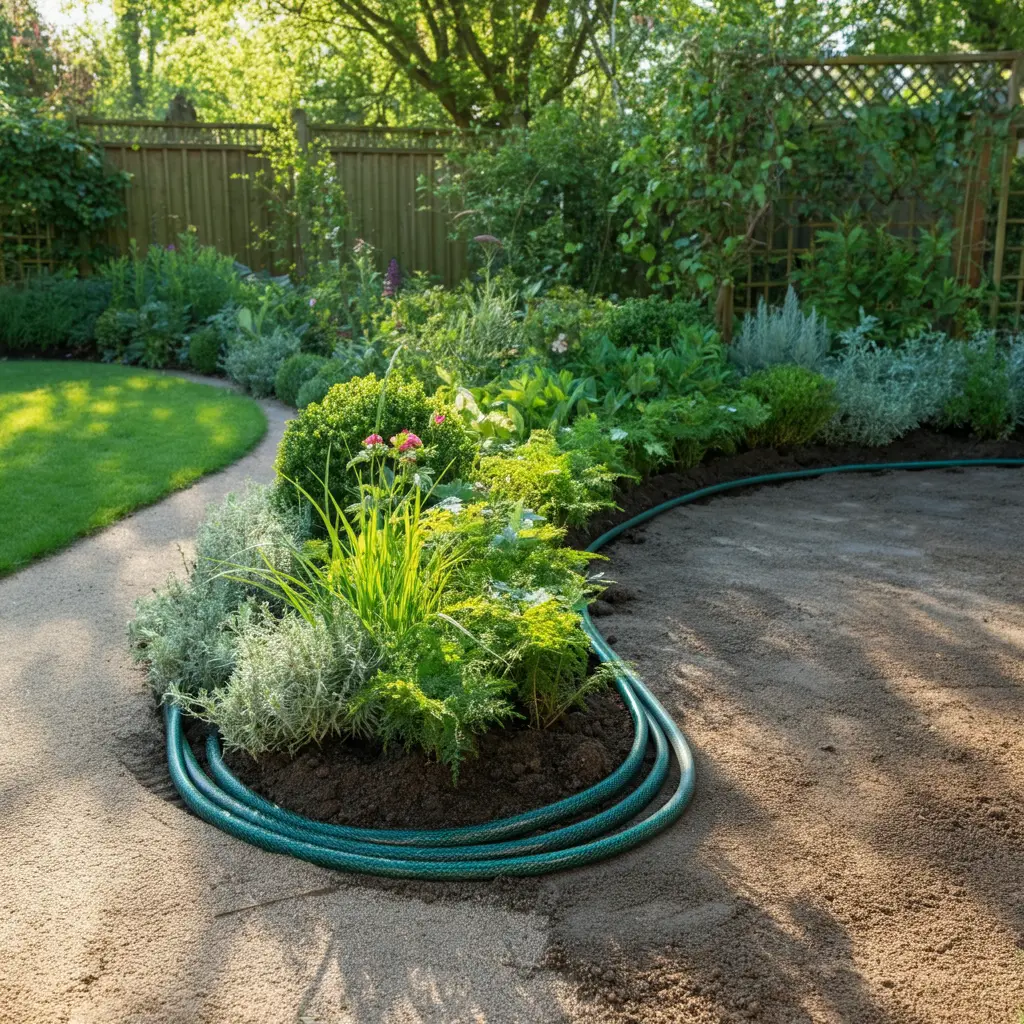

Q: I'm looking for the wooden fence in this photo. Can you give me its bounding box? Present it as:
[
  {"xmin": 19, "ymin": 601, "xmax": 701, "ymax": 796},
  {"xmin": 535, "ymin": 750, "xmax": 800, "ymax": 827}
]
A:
[{"xmin": 72, "ymin": 114, "xmax": 465, "ymax": 285}]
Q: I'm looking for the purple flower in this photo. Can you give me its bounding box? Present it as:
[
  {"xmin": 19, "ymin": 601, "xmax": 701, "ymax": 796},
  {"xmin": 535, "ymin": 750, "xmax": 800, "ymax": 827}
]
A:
[
  {"xmin": 309, "ymin": 297, "xmax": 316, "ymax": 308},
  {"xmin": 472, "ymin": 234, "xmax": 502, "ymax": 246},
  {"xmin": 382, "ymin": 258, "xmax": 402, "ymax": 298}
]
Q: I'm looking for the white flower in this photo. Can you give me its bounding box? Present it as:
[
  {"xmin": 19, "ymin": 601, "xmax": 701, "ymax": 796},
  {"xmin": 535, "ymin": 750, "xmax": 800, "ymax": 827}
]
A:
[{"xmin": 550, "ymin": 333, "xmax": 569, "ymax": 354}]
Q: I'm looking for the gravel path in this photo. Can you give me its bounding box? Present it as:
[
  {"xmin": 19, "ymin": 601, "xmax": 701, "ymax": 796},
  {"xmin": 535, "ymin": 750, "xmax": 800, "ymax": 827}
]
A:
[{"xmin": 0, "ymin": 394, "xmax": 573, "ymax": 1024}]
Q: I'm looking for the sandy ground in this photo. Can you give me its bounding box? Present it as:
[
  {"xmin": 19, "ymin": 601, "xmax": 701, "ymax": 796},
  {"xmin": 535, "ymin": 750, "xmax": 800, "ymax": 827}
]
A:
[
  {"xmin": 3, "ymin": 398, "xmax": 1023, "ymax": 1024},
  {"xmin": 551, "ymin": 468, "xmax": 1024, "ymax": 1024},
  {"xmin": 0, "ymin": 395, "xmax": 576, "ymax": 1024}
]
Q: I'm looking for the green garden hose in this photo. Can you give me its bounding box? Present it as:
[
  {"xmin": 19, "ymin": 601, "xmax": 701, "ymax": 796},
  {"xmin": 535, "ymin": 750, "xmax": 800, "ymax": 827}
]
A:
[{"xmin": 165, "ymin": 458, "xmax": 1024, "ymax": 879}]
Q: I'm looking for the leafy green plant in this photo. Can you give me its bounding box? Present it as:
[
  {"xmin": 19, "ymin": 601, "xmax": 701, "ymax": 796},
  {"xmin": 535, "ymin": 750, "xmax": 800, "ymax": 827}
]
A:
[
  {"xmin": 740, "ymin": 365, "xmax": 837, "ymax": 447},
  {"xmin": 613, "ymin": 32, "xmax": 796, "ymax": 304},
  {"xmin": 610, "ymin": 392, "xmax": 769, "ymax": 476},
  {"xmin": 0, "ymin": 273, "xmax": 111, "ymax": 354},
  {"xmin": 730, "ymin": 287, "xmax": 831, "ymax": 373},
  {"xmin": 187, "ymin": 325, "xmax": 222, "ymax": 375},
  {"xmin": 793, "ymin": 222, "xmax": 979, "ymax": 339},
  {"xmin": 276, "ymin": 371, "xmax": 477, "ymax": 509},
  {"xmin": 593, "ymin": 295, "xmax": 714, "ymax": 351},
  {"xmin": 0, "ymin": 96, "xmax": 127, "ymax": 273},
  {"xmin": 939, "ymin": 334, "xmax": 1014, "ymax": 440},
  {"xmin": 434, "ymin": 107, "xmax": 629, "ymax": 293},
  {"xmin": 521, "ymin": 286, "xmax": 611, "ymax": 359},
  {"xmin": 380, "ymin": 270, "xmax": 524, "ymax": 389},
  {"xmin": 274, "ymin": 352, "xmax": 328, "ymax": 406},
  {"xmin": 103, "ymin": 231, "xmax": 247, "ymax": 324},
  {"xmin": 95, "ymin": 299, "xmax": 190, "ymax": 368},
  {"xmin": 465, "ymin": 366, "xmax": 596, "ymax": 439},
  {"xmin": 477, "ymin": 430, "xmax": 615, "ymax": 528}
]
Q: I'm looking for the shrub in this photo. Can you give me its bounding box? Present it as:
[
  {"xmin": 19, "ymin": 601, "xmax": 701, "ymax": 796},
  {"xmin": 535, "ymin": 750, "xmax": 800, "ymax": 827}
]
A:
[
  {"xmin": 274, "ymin": 352, "xmax": 328, "ymax": 406},
  {"xmin": 939, "ymin": 335, "xmax": 1014, "ymax": 440},
  {"xmin": 0, "ymin": 97, "xmax": 127, "ymax": 271},
  {"xmin": 103, "ymin": 232, "xmax": 247, "ymax": 324},
  {"xmin": 477, "ymin": 430, "xmax": 615, "ymax": 528},
  {"xmin": 792, "ymin": 222, "xmax": 979, "ymax": 338},
  {"xmin": 820, "ymin": 320, "xmax": 955, "ymax": 446},
  {"xmin": 295, "ymin": 359, "xmax": 353, "ymax": 409},
  {"xmin": 223, "ymin": 326, "xmax": 302, "ymax": 397},
  {"xmin": 172, "ymin": 607, "xmax": 375, "ymax": 756},
  {"xmin": 275, "ymin": 372, "xmax": 477, "ymax": 507},
  {"xmin": 522, "ymin": 286, "xmax": 611, "ymax": 359},
  {"xmin": 435, "ymin": 106, "xmax": 629, "ymax": 292},
  {"xmin": 448, "ymin": 595, "xmax": 597, "ymax": 729},
  {"xmin": 1010, "ymin": 335, "xmax": 1024, "ymax": 427},
  {"xmin": 128, "ymin": 576, "xmax": 249, "ymax": 696},
  {"xmin": 594, "ymin": 295, "xmax": 714, "ymax": 351},
  {"xmin": 0, "ymin": 273, "xmax": 111, "ymax": 354},
  {"xmin": 380, "ymin": 273, "xmax": 524, "ymax": 389},
  {"xmin": 128, "ymin": 484, "xmax": 309, "ymax": 696},
  {"xmin": 348, "ymin": 657, "xmax": 516, "ymax": 776},
  {"xmin": 730, "ymin": 288, "xmax": 831, "ymax": 374},
  {"xmin": 740, "ymin": 365, "xmax": 838, "ymax": 447},
  {"xmin": 95, "ymin": 299, "xmax": 190, "ymax": 368},
  {"xmin": 187, "ymin": 325, "xmax": 222, "ymax": 375}
]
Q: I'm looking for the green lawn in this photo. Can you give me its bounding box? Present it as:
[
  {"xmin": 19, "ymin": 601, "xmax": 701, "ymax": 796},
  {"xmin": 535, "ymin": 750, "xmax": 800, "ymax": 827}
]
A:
[{"xmin": 0, "ymin": 361, "xmax": 267, "ymax": 575}]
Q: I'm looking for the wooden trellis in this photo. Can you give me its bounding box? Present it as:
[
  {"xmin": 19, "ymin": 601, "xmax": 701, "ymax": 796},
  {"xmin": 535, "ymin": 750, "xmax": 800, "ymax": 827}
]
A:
[
  {"xmin": 0, "ymin": 214, "xmax": 58, "ymax": 284},
  {"xmin": 736, "ymin": 51, "xmax": 1024, "ymax": 327}
]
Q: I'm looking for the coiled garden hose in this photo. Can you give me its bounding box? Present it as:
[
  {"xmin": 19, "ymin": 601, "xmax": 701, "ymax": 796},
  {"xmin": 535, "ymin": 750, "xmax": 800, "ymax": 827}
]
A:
[{"xmin": 165, "ymin": 458, "xmax": 1024, "ymax": 879}]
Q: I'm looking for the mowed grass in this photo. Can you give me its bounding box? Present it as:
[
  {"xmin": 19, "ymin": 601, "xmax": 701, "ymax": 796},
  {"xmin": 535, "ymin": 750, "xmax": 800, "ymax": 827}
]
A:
[{"xmin": 0, "ymin": 361, "xmax": 267, "ymax": 575}]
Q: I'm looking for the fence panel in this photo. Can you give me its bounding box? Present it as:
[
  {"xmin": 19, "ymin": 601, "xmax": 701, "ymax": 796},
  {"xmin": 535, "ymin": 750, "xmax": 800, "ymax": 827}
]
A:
[
  {"xmin": 310, "ymin": 125, "xmax": 466, "ymax": 286},
  {"xmin": 79, "ymin": 119, "xmax": 294, "ymax": 274}
]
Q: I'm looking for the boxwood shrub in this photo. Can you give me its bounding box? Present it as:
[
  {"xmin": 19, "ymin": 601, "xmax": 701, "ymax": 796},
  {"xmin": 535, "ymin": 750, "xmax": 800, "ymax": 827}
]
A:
[{"xmin": 275, "ymin": 371, "xmax": 478, "ymax": 504}]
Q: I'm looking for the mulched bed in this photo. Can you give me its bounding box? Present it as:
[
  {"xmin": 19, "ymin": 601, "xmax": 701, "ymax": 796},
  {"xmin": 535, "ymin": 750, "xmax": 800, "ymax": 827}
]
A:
[
  {"xmin": 217, "ymin": 428, "xmax": 1024, "ymax": 832},
  {"xmin": 225, "ymin": 685, "xmax": 638, "ymax": 830}
]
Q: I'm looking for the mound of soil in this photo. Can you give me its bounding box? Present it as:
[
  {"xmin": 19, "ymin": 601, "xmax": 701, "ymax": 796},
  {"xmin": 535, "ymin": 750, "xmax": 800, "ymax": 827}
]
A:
[{"xmin": 225, "ymin": 686, "xmax": 638, "ymax": 830}]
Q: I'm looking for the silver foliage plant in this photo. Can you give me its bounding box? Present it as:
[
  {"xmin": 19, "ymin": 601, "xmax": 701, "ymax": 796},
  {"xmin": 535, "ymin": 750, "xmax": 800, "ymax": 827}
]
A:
[
  {"xmin": 129, "ymin": 483, "xmax": 308, "ymax": 696},
  {"xmin": 223, "ymin": 325, "xmax": 301, "ymax": 397},
  {"xmin": 1009, "ymin": 334, "xmax": 1024, "ymax": 426},
  {"xmin": 169, "ymin": 607, "xmax": 376, "ymax": 756},
  {"xmin": 731, "ymin": 287, "xmax": 831, "ymax": 374},
  {"xmin": 818, "ymin": 319, "xmax": 959, "ymax": 446}
]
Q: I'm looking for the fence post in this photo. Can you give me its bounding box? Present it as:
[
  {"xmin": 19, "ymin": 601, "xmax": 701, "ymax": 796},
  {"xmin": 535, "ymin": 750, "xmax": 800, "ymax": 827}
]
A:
[
  {"xmin": 292, "ymin": 108, "xmax": 311, "ymax": 279},
  {"xmin": 991, "ymin": 55, "xmax": 1023, "ymax": 325}
]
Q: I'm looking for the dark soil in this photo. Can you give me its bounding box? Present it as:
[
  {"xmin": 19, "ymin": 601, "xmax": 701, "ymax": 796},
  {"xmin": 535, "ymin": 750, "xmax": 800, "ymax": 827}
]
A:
[
  {"xmin": 225, "ymin": 686, "xmax": 638, "ymax": 830},
  {"xmin": 210, "ymin": 429, "xmax": 1024, "ymax": 835}
]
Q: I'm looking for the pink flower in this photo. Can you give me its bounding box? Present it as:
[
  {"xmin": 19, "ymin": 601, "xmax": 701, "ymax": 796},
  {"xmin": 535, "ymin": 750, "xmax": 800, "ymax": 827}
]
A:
[
  {"xmin": 398, "ymin": 432, "xmax": 423, "ymax": 452},
  {"xmin": 472, "ymin": 234, "xmax": 503, "ymax": 246},
  {"xmin": 432, "ymin": 412, "xmax": 446, "ymax": 425},
  {"xmin": 363, "ymin": 433, "xmax": 384, "ymax": 447}
]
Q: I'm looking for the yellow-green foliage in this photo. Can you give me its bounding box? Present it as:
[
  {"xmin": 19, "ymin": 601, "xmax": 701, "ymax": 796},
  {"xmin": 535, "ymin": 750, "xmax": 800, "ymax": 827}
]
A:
[{"xmin": 477, "ymin": 429, "xmax": 615, "ymax": 527}]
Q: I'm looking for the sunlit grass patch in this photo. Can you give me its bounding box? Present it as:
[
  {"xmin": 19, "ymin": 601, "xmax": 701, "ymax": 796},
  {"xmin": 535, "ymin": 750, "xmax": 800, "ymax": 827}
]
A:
[{"xmin": 0, "ymin": 361, "xmax": 267, "ymax": 574}]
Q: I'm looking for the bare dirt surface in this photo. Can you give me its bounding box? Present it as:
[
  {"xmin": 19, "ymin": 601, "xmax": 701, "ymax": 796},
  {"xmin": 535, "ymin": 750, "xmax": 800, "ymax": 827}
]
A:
[{"xmin": 549, "ymin": 467, "xmax": 1024, "ymax": 1024}]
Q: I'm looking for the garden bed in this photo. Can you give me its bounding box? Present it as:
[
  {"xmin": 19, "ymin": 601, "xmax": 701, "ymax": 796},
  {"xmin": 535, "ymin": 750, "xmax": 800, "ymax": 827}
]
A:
[{"xmin": 160, "ymin": 428, "xmax": 1024, "ymax": 833}]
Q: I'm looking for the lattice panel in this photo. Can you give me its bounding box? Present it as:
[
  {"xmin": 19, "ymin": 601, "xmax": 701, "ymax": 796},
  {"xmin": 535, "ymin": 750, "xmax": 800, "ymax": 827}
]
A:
[
  {"xmin": 0, "ymin": 215, "xmax": 58, "ymax": 283},
  {"xmin": 781, "ymin": 55, "xmax": 1020, "ymax": 119},
  {"xmin": 79, "ymin": 119, "xmax": 276, "ymax": 148}
]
